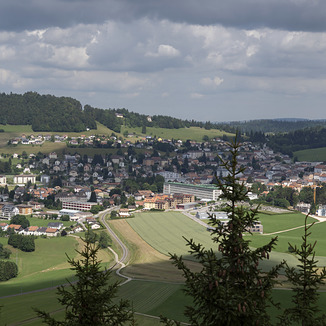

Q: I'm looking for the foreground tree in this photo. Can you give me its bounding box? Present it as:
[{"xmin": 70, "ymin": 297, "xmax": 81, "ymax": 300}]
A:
[
  {"xmin": 162, "ymin": 139, "xmax": 283, "ymax": 326},
  {"xmin": 277, "ymin": 215, "xmax": 326, "ymax": 326},
  {"xmin": 35, "ymin": 234, "xmax": 132, "ymax": 325}
]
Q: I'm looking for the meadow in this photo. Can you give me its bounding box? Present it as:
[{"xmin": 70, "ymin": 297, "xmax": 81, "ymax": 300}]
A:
[
  {"xmin": 0, "ymin": 123, "xmax": 234, "ymax": 156},
  {"xmin": 2, "ymin": 210, "xmax": 326, "ymax": 325},
  {"xmin": 126, "ymin": 211, "xmax": 215, "ymax": 259},
  {"xmin": 294, "ymin": 146, "xmax": 326, "ymax": 162},
  {"xmin": 120, "ymin": 125, "xmax": 234, "ymax": 142}
]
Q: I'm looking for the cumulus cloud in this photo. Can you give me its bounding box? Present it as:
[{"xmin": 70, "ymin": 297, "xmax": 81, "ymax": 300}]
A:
[
  {"xmin": 146, "ymin": 44, "xmax": 180, "ymax": 58},
  {"xmin": 200, "ymin": 76, "xmax": 224, "ymax": 88},
  {"xmin": 1, "ymin": 0, "xmax": 326, "ymax": 32},
  {"xmin": 1, "ymin": 2, "xmax": 326, "ymax": 121}
]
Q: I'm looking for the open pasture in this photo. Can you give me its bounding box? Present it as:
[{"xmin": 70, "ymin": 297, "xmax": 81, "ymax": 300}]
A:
[
  {"xmin": 294, "ymin": 146, "xmax": 326, "ymax": 162},
  {"xmin": 26, "ymin": 216, "xmax": 73, "ymax": 228},
  {"xmin": 0, "ymin": 235, "xmax": 113, "ymax": 297},
  {"xmin": 256, "ymin": 212, "xmax": 315, "ymax": 233},
  {"xmin": 126, "ymin": 211, "xmax": 215, "ymax": 259},
  {"xmin": 109, "ymin": 218, "xmax": 201, "ymax": 282},
  {"xmin": 2, "ymin": 275, "xmax": 326, "ymax": 325},
  {"xmin": 250, "ymin": 219, "xmax": 326, "ymax": 259},
  {"xmin": 121, "ymin": 125, "xmax": 234, "ymax": 142}
]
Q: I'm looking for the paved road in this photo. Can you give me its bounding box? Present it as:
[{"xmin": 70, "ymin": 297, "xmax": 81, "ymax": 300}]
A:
[{"xmin": 98, "ymin": 208, "xmax": 132, "ymax": 285}]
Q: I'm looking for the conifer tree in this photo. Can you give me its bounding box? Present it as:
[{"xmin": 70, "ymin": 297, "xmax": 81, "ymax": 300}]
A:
[
  {"xmin": 277, "ymin": 215, "xmax": 326, "ymax": 326},
  {"xmin": 161, "ymin": 138, "xmax": 283, "ymax": 326},
  {"xmin": 35, "ymin": 234, "xmax": 132, "ymax": 326}
]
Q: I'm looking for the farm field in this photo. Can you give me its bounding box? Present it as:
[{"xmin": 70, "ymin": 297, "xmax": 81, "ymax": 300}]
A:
[
  {"xmin": 294, "ymin": 146, "xmax": 326, "ymax": 162},
  {"xmin": 256, "ymin": 211, "xmax": 315, "ymax": 233},
  {"xmin": 2, "ymin": 210, "xmax": 326, "ymax": 325},
  {"xmin": 0, "ymin": 235, "xmax": 113, "ymax": 297},
  {"xmin": 126, "ymin": 211, "xmax": 215, "ymax": 259},
  {"xmin": 109, "ymin": 219, "xmax": 201, "ymax": 282},
  {"xmin": 126, "ymin": 211, "xmax": 326, "ymax": 271},
  {"xmin": 120, "ymin": 125, "xmax": 234, "ymax": 142}
]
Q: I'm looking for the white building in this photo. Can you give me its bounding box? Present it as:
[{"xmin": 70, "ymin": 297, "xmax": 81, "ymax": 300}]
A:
[
  {"xmin": 14, "ymin": 174, "xmax": 36, "ymax": 185},
  {"xmin": 163, "ymin": 182, "xmax": 222, "ymax": 201},
  {"xmin": 0, "ymin": 175, "xmax": 6, "ymax": 185}
]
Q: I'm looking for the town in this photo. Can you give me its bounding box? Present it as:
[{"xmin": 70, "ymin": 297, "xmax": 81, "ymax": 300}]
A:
[{"xmin": 0, "ymin": 130, "xmax": 324, "ymax": 233}]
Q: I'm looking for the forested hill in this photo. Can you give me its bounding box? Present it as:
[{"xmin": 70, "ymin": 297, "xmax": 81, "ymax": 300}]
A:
[
  {"xmin": 0, "ymin": 92, "xmax": 97, "ymax": 132},
  {"xmin": 224, "ymin": 119, "xmax": 326, "ymax": 134},
  {"xmin": 0, "ymin": 91, "xmax": 238, "ymax": 133}
]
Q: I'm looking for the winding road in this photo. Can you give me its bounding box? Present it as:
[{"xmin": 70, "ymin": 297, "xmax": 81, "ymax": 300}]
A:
[{"xmin": 98, "ymin": 208, "xmax": 132, "ymax": 285}]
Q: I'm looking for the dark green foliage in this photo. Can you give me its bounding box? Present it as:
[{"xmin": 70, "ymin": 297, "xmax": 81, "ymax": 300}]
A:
[
  {"xmin": 8, "ymin": 234, "xmax": 35, "ymax": 252},
  {"xmin": 162, "ymin": 139, "xmax": 283, "ymax": 326},
  {"xmin": 265, "ymin": 186, "xmax": 298, "ymax": 208},
  {"xmin": 90, "ymin": 205, "xmax": 103, "ymax": 214},
  {"xmin": 11, "ymin": 215, "xmax": 30, "ymax": 229},
  {"xmin": 278, "ymin": 215, "xmax": 326, "ymax": 326},
  {"xmin": 88, "ymin": 191, "xmax": 97, "ymax": 203},
  {"xmin": 0, "ymin": 243, "xmax": 11, "ymax": 259},
  {"xmin": 0, "ymin": 260, "xmax": 18, "ymax": 281},
  {"xmin": 0, "ymin": 92, "xmax": 96, "ymax": 132},
  {"xmin": 60, "ymin": 215, "xmax": 70, "ymax": 222},
  {"xmin": 98, "ymin": 231, "xmax": 112, "ymax": 248},
  {"xmin": 85, "ymin": 229, "xmax": 98, "ymax": 244},
  {"xmin": 34, "ymin": 235, "xmax": 132, "ymax": 325},
  {"xmin": 110, "ymin": 210, "xmax": 118, "ymax": 218},
  {"xmin": 267, "ymin": 126, "xmax": 326, "ymax": 156}
]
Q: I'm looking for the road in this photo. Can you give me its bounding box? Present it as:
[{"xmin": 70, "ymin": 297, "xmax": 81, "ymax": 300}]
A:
[{"xmin": 98, "ymin": 208, "xmax": 132, "ymax": 285}]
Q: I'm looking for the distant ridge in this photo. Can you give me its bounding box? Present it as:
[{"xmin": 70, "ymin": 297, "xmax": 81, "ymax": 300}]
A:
[{"xmin": 0, "ymin": 91, "xmax": 326, "ymax": 134}]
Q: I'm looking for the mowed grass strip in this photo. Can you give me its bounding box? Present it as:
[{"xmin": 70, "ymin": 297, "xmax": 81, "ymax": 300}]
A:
[{"xmin": 127, "ymin": 211, "xmax": 215, "ymax": 259}]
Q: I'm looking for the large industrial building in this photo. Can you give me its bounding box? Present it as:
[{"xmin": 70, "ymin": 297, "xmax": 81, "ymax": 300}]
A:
[{"xmin": 163, "ymin": 182, "xmax": 222, "ymax": 201}]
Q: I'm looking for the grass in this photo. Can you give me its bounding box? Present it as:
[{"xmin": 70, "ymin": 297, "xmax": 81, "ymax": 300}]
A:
[
  {"xmin": 108, "ymin": 218, "xmax": 201, "ymax": 282},
  {"xmin": 250, "ymin": 219, "xmax": 326, "ymax": 258},
  {"xmin": 294, "ymin": 146, "xmax": 326, "ymax": 162},
  {"xmin": 26, "ymin": 217, "xmax": 73, "ymax": 228},
  {"xmin": 2, "ymin": 278, "xmax": 326, "ymax": 325},
  {"xmin": 256, "ymin": 212, "xmax": 315, "ymax": 233},
  {"xmin": 2, "ymin": 209, "xmax": 326, "ymax": 325},
  {"xmin": 0, "ymin": 235, "xmax": 114, "ymax": 297},
  {"xmin": 126, "ymin": 211, "xmax": 215, "ymax": 259},
  {"xmin": 121, "ymin": 125, "xmax": 234, "ymax": 142}
]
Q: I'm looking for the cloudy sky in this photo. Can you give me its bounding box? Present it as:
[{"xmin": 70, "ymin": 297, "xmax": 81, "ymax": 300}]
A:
[{"xmin": 1, "ymin": 1, "xmax": 326, "ymax": 122}]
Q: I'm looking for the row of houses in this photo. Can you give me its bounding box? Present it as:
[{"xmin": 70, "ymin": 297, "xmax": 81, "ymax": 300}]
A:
[
  {"xmin": 143, "ymin": 193, "xmax": 196, "ymax": 210},
  {"xmin": 0, "ymin": 203, "xmax": 33, "ymax": 219},
  {"xmin": 0, "ymin": 222, "xmax": 64, "ymax": 237}
]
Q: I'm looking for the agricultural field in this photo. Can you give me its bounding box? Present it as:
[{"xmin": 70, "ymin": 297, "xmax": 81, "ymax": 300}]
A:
[
  {"xmin": 294, "ymin": 146, "xmax": 326, "ymax": 162},
  {"xmin": 2, "ymin": 210, "xmax": 326, "ymax": 325},
  {"xmin": 126, "ymin": 211, "xmax": 215, "ymax": 259},
  {"xmin": 256, "ymin": 211, "xmax": 315, "ymax": 233},
  {"xmin": 120, "ymin": 125, "xmax": 234, "ymax": 142},
  {"xmin": 109, "ymin": 219, "xmax": 201, "ymax": 282}
]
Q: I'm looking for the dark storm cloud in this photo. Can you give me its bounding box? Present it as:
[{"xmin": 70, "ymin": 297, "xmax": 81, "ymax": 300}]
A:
[{"xmin": 1, "ymin": 0, "xmax": 326, "ymax": 32}]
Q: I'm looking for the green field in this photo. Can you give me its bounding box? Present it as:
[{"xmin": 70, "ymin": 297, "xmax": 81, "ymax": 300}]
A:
[
  {"xmin": 294, "ymin": 146, "xmax": 326, "ymax": 162},
  {"xmin": 121, "ymin": 125, "xmax": 234, "ymax": 142},
  {"xmin": 127, "ymin": 211, "xmax": 215, "ymax": 259},
  {"xmin": 0, "ymin": 122, "xmax": 234, "ymax": 157},
  {"xmin": 256, "ymin": 212, "xmax": 315, "ymax": 233},
  {"xmin": 2, "ymin": 210, "xmax": 326, "ymax": 325}
]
